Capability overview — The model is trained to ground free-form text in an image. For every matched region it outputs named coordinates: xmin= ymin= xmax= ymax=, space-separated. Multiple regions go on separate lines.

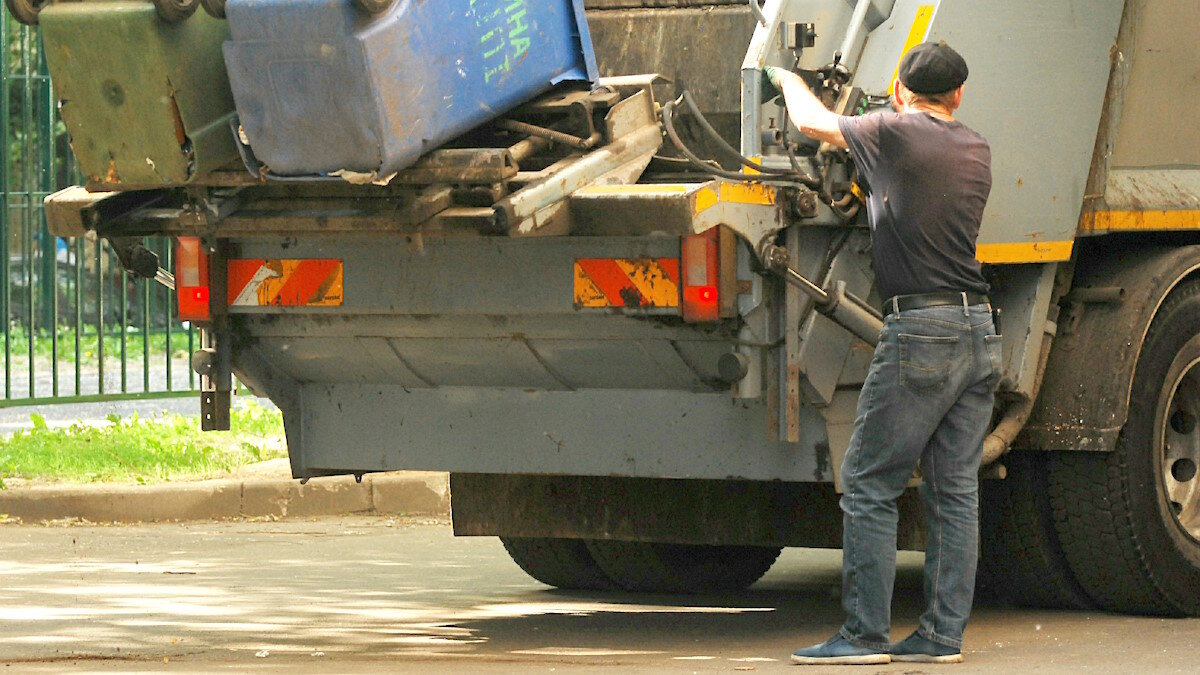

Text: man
xmin=764 ymin=42 xmax=998 ymax=665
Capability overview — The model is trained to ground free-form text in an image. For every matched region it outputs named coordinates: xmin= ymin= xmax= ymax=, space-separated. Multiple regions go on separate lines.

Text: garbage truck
xmin=21 ymin=0 xmax=1200 ymax=615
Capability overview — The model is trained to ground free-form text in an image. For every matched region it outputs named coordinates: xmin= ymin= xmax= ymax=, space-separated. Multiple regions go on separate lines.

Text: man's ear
xmin=892 ymin=79 xmax=904 ymax=112
xmin=951 ymin=85 xmax=965 ymax=110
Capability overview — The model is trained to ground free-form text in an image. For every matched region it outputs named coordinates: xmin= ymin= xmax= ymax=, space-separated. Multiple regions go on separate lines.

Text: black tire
xmin=978 ymin=452 xmax=1093 ymax=610
xmin=1047 ymin=279 xmax=1200 ymax=616
xmin=351 ymin=0 xmax=396 ymax=14
xmin=585 ymin=541 xmax=781 ymax=593
xmin=4 ymin=0 xmax=48 ymax=25
xmin=200 ymin=0 xmax=225 ymax=19
xmin=153 ymin=0 xmax=199 ymax=22
xmin=501 ymin=537 xmax=616 ymax=591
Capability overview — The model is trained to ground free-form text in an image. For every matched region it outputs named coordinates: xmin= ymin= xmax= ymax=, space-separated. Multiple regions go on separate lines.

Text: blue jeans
xmin=838 ymin=303 xmax=1000 ymax=651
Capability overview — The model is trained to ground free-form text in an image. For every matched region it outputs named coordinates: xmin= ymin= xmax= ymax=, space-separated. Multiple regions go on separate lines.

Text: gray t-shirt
xmin=837 ymin=111 xmax=992 ymax=301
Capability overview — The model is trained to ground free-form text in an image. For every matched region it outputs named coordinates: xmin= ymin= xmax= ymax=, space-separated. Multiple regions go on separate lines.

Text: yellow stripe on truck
xmin=574 ymin=184 xmax=692 ymax=196
xmin=976 ymin=240 xmax=1074 ymax=264
xmin=694 ymin=182 xmax=776 ymax=216
xmin=1081 ymin=210 xmax=1200 ymax=233
xmin=892 ymin=5 xmax=937 ymax=90
xmin=720 ymin=182 xmax=775 ymax=206
xmin=975 ymin=209 xmax=1200 ymax=263
xmin=694 ymin=187 xmax=719 ymax=214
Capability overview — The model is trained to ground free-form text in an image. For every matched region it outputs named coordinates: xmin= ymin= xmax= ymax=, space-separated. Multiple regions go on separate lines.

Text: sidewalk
xmin=0 ymin=458 xmax=450 ymax=524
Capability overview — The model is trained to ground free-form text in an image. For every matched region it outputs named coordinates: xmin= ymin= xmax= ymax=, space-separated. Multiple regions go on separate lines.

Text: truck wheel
xmin=584 ymin=541 xmax=781 ymax=593
xmin=500 ymin=537 xmax=615 ymax=591
xmin=978 ymin=452 xmax=1093 ymax=609
xmin=200 ymin=0 xmax=224 ymax=19
xmin=153 ymin=0 xmax=199 ymax=22
xmin=3 ymin=0 xmax=48 ymax=26
xmin=1047 ymin=279 xmax=1200 ymax=615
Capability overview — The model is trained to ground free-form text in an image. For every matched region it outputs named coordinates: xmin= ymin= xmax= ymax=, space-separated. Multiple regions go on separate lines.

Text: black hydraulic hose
xmin=661 ymin=99 xmax=810 ymax=190
xmin=767 ymin=95 xmax=862 ymax=222
xmin=651 ymin=154 xmax=692 ymax=165
xmin=778 ymin=107 xmax=809 ymax=177
xmin=834 ymin=200 xmax=861 ymax=221
xmin=680 ymin=92 xmax=822 ymax=189
xmin=662 ymin=101 xmax=756 ymax=181
xmin=776 ymin=102 xmax=862 ymax=221
xmin=677 ymin=92 xmax=799 ymax=178
xmin=817 ymin=153 xmax=861 ymax=222
xmin=834 ymin=162 xmax=862 ymax=220
xmin=820 ymin=154 xmax=836 ymax=203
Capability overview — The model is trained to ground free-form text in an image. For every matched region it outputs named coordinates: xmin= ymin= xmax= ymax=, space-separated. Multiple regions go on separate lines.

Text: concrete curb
xmin=0 ymin=472 xmax=449 ymax=523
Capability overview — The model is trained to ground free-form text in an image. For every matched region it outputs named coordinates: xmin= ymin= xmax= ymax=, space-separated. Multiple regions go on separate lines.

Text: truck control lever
xmin=106 ymin=236 xmax=177 ymax=290
xmin=760 ymin=243 xmax=883 ymax=346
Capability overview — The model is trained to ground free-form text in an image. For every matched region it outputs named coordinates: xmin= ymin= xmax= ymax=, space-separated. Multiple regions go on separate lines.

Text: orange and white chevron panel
xmin=227 ymin=259 xmax=343 ymax=307
xmin=573 ymin=258 xmax=680 ymax=309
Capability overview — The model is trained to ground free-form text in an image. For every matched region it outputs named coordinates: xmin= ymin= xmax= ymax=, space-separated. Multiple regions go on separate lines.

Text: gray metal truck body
xmin=235 ymin=0 xmax=1126 ymax=482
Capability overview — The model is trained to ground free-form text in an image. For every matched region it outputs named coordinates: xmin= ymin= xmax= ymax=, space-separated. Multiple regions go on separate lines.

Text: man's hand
xmin=761 ymin=67 xmax=847 ymax=149
xmin=760 ymin=66 xmax=783 ymax=103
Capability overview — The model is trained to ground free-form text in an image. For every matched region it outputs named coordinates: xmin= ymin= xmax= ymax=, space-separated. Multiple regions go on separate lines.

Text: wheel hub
xmin=1163 ymin=356 xmax=1200 ymax=539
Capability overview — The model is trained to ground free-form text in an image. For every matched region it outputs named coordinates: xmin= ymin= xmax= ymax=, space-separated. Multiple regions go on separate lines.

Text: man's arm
xmin=765 ymin=67 xmax=847 ymax=149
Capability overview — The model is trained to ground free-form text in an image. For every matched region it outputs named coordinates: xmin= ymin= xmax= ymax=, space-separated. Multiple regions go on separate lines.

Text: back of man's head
xmin=898 ymin=42 xmax=969 ymax=95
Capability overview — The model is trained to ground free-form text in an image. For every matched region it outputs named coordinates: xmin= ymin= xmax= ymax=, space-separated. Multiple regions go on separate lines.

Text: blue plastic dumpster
xmin=222 ymin=0 xmax=598 ymax=178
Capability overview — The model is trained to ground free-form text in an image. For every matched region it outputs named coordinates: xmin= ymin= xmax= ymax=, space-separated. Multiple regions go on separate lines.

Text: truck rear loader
xmin=19 ymin=0 xmax=1200 ymax=615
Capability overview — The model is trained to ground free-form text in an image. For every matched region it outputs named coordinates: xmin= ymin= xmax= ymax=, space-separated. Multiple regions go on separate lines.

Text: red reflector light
xmin=681 ymin=230 xmax=720 ymax=322
xmin=175 ymin=237 xmax=211 ymax=322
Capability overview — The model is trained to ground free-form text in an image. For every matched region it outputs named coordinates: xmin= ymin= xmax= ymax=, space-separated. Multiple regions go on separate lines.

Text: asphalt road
xmin=1 ymin=517 xmax=1196 ymax=673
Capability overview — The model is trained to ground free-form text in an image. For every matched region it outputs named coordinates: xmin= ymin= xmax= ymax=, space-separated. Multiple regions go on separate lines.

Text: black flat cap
xmin=898 ymin=42 xmax=968 ymax=94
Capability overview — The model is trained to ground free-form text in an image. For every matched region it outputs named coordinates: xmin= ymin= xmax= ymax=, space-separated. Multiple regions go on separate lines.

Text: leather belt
xmin=882 ymin=291 xmax=990 ymax=317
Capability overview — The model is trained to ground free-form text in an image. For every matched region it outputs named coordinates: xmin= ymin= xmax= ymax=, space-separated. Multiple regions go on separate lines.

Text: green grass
xmin=0 ymin=400 xmax=286 ymax=487
xmin=3 ymin=327 xmax=191 ymax=365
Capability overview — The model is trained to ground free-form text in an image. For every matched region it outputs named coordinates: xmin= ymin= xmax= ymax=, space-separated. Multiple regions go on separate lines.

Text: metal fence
xmin=2 ymin=14 xmax=195 ymax=407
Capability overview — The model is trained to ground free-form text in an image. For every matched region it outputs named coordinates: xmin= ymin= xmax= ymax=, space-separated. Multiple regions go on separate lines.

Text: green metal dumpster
xmin=39 ymin=2 xmax=239 ymax=188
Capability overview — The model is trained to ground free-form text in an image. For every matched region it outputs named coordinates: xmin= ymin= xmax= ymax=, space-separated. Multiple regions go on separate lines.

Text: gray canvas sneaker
xmin=889 ymin=632 xmax=964 ymax=664
xmin=790 ymin=634 xmax=891 ymax=665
